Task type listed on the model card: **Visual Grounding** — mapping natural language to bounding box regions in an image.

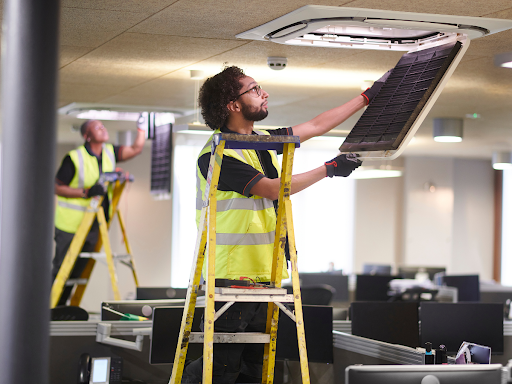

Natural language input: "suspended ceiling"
[55,0,512,159]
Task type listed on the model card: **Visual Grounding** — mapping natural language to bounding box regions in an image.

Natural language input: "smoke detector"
[236,6,512,51]
[267,56,287,70]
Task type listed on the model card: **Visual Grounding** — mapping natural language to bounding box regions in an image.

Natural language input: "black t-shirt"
[55,143,123,224]
[197,126,293,197]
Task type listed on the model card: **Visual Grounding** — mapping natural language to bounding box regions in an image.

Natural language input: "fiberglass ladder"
[50,171,139,308]
[169,133,310,384]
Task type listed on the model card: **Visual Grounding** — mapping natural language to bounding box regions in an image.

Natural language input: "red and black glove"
[361,69,393,105]
[325,153,362,177]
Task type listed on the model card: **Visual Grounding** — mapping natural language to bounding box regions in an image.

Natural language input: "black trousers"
[182,302,268,384]
[52,226,99,306]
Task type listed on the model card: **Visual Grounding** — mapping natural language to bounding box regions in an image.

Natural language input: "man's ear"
[227,100,240,113]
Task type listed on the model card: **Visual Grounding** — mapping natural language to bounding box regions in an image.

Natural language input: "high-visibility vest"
[196,129,289,281]
[55,144,116,234]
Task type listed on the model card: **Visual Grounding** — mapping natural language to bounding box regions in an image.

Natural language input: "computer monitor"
[398,266,446,280]
[350,302,420,348]
[150,306,204,364]
[442,275,480,302]
[355,275,402,301]
[346,364,503,384]
[299,272,349,302]
[362,264,392,275]
[150,305,333,364]
[136,287,189,300]
[420,302,504,354]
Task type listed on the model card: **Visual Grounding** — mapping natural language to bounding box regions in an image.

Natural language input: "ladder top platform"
[213,133,301,151]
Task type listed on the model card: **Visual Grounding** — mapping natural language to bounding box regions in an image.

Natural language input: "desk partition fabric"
[420,302,504,354]
[340,41,462,152]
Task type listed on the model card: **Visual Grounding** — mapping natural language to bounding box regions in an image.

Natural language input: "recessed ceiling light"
[493,152,512,170]
[494,52,512,68]
[433,118,463,143]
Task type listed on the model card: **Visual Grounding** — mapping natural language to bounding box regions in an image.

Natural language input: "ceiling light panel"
[237,6,512,51]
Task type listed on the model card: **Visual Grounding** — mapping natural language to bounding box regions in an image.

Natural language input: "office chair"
[300,284,336,305]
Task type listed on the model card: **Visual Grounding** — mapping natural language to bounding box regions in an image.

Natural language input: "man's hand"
[361,69,393,105]
[87,183,105,197]
[325,153,362,177]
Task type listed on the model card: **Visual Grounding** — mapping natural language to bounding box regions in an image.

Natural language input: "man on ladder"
[52,118,146,306]
[182,65,386,383]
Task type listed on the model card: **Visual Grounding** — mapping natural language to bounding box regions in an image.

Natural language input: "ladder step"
[212,287,294,303]
[65,278,88,286]
[189,332,270,344]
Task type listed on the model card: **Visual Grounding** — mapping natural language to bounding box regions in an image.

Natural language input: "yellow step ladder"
[50,172,139,308]
[169,133,310,384]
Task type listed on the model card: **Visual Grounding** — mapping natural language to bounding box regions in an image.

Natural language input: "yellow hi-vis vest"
[196,129,289,281]
[55,144,116,234]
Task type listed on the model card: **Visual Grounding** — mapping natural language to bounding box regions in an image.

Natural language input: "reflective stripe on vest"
[216,231,276,246]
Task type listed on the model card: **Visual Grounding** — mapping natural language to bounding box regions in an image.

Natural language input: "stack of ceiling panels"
[340,41,462,153]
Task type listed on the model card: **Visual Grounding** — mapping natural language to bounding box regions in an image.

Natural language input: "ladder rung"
[214,293,294,303]
[189,332,270,344]
[65,278,88,286]
[212,287,293,302]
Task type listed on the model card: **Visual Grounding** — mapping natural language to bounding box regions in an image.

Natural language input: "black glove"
[325,153,362,177]
[361,69,393,105]
[87,183,105,197]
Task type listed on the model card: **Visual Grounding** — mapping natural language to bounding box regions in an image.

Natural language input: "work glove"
[361,69,393,105]
[325,153,362,177]
[87,183,106,197]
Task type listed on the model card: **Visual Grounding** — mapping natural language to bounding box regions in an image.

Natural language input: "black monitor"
[350,302,420,348]
[299,272,349,302]
[420,302,504,354]
[355,275,402,301]
[346,364,503,384]
[362,264,392,275]
[150,305,333,364]
[442,275,480,302]
[136,287,189,300]
[398,266,446,280]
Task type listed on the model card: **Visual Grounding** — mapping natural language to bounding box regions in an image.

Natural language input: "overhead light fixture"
[494,52,512,68]
[492,152,512,170]
[58,103,183,119]
[433,118,463,143]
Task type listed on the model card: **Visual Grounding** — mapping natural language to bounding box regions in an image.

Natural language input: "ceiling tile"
[62,0,176,14]
[342,1,512,17]
[60,7,149,47]
[59,33,246,89]
[60,45,92,67]
[127,0,357,39]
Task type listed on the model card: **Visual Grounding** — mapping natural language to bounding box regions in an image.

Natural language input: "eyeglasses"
[234,85,263,101]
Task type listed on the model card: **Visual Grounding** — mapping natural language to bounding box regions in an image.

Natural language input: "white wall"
[354,176,403,274]
[403,157,455,268]
[402,156,494,279]
[451,158,494,279]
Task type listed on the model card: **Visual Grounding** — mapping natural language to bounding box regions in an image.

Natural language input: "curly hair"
[199,66,245,130]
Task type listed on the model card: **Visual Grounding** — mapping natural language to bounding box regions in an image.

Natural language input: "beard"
[240,100,268,122]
